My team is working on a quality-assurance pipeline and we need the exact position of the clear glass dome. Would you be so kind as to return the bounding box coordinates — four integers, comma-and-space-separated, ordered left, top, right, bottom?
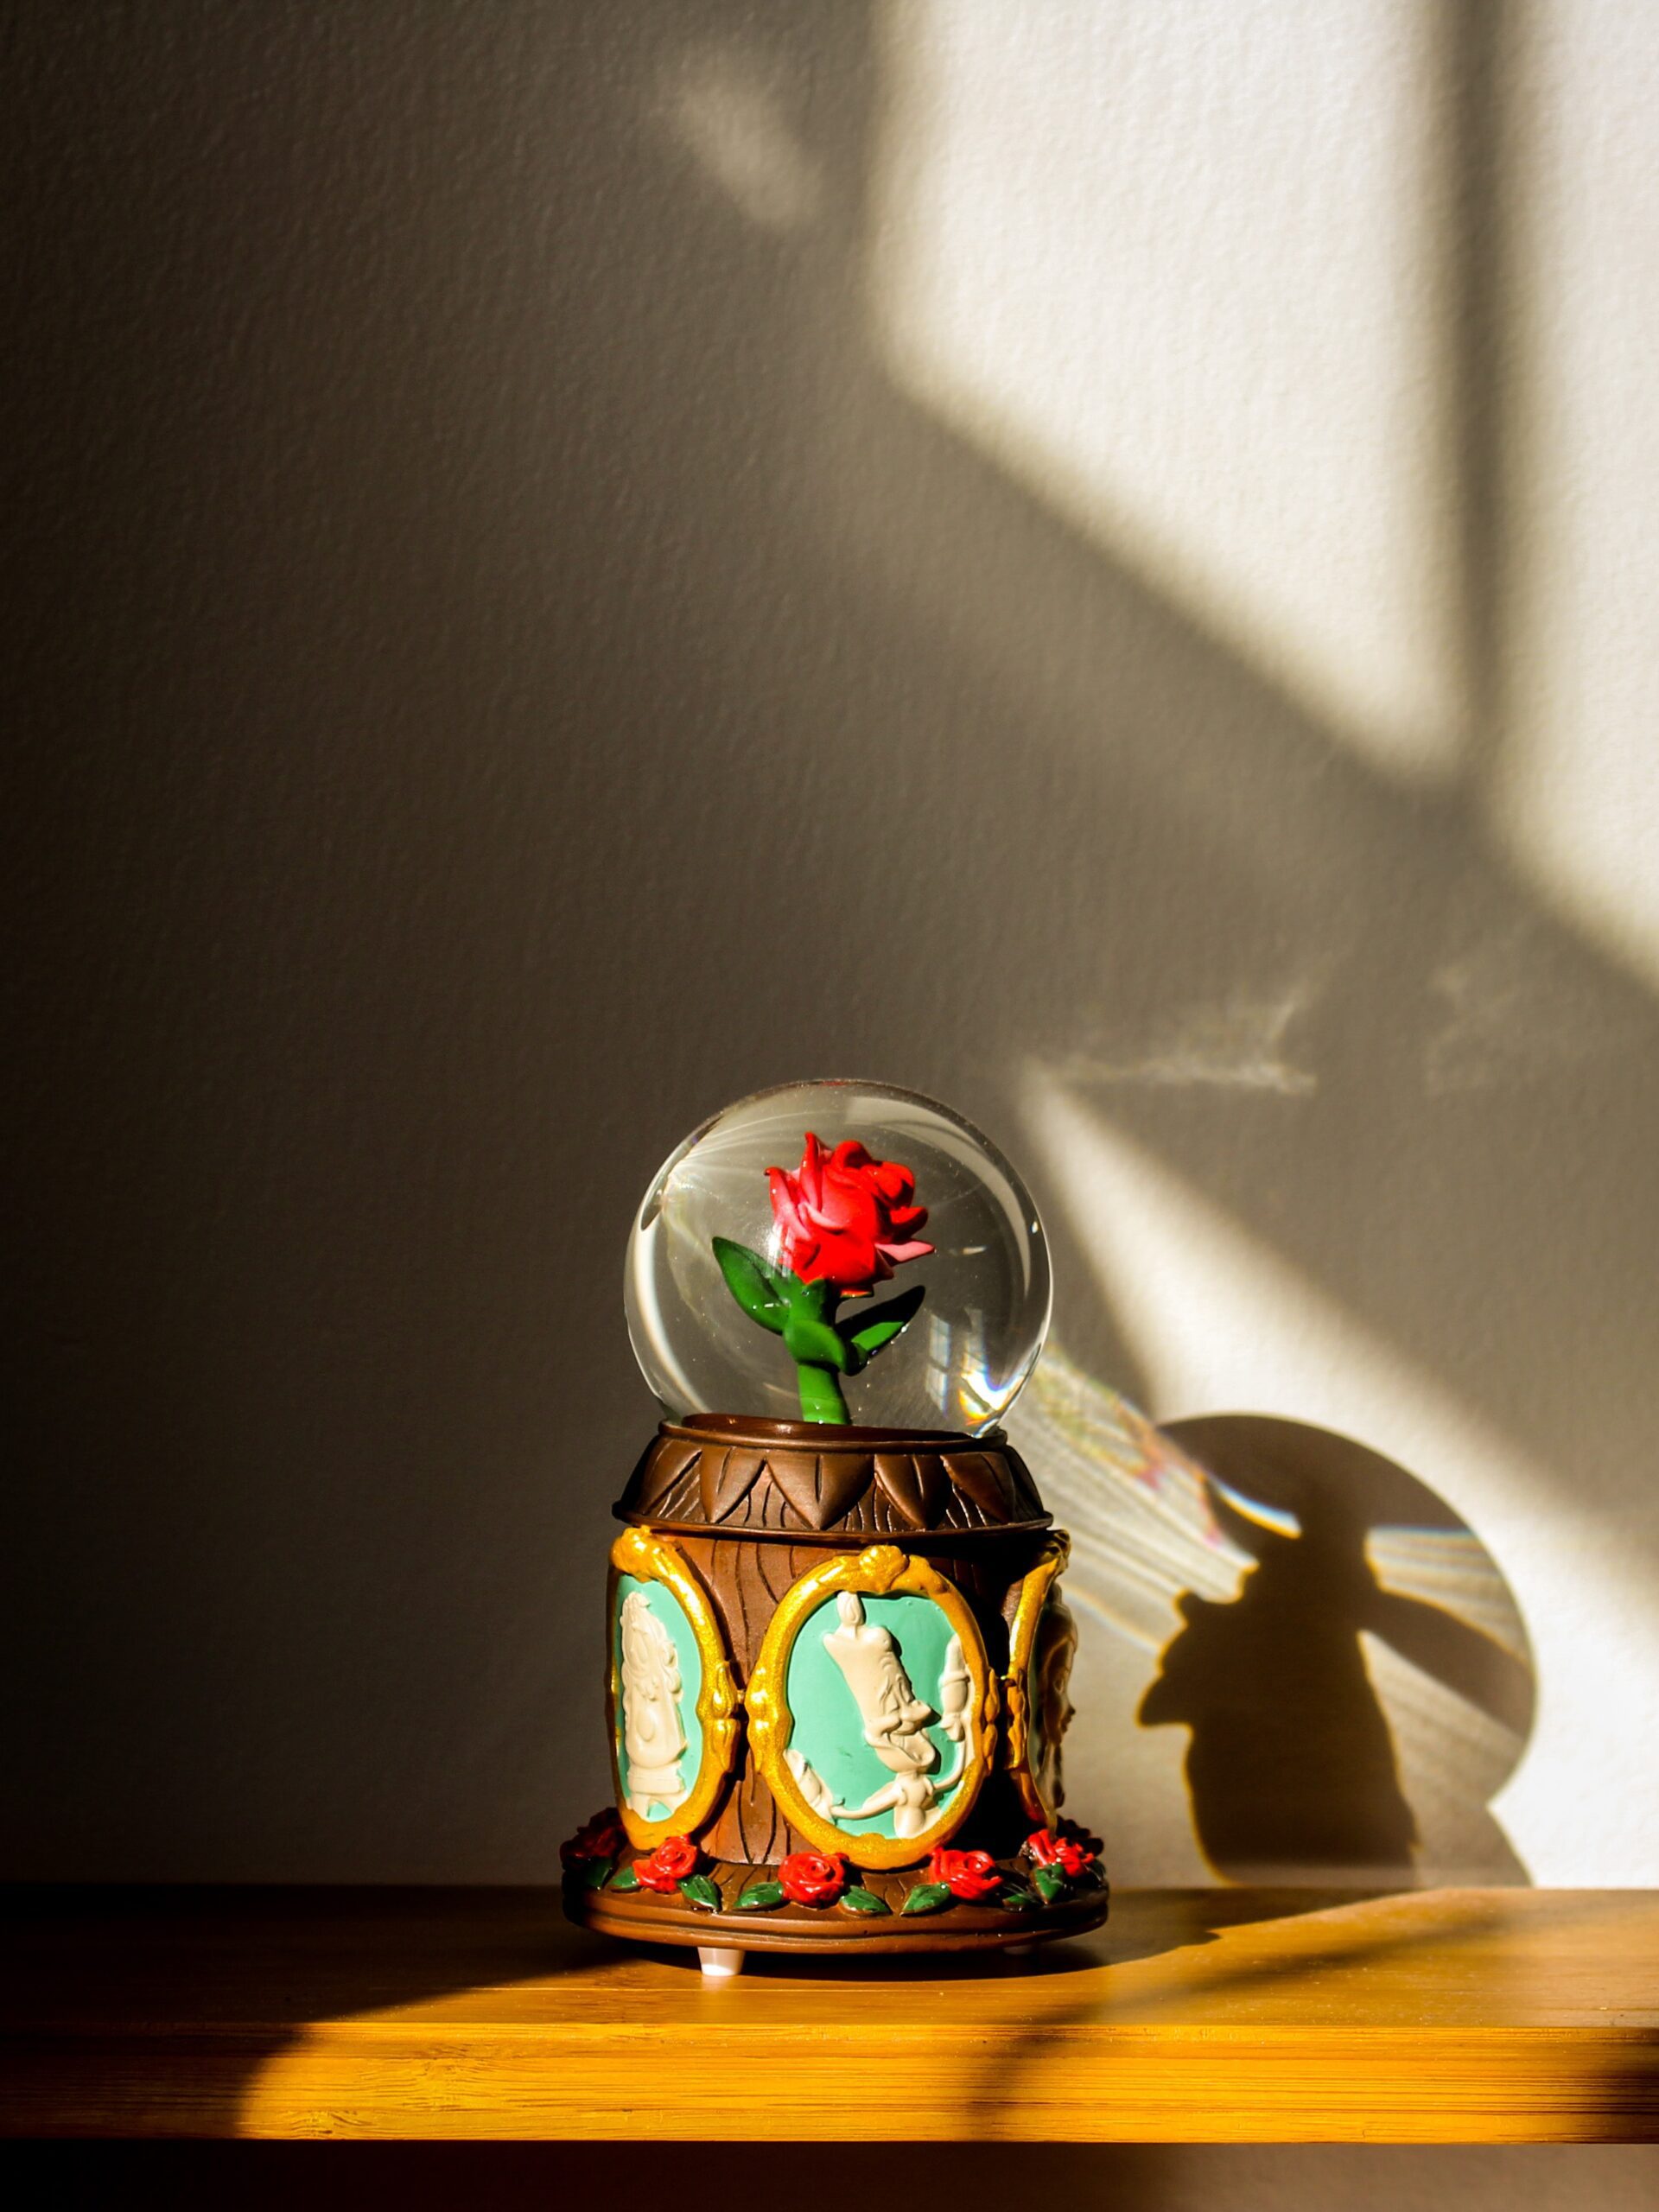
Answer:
625, 1079, 1051, 1435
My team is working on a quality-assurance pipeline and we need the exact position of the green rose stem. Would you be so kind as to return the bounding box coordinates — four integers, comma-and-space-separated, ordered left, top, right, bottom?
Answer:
711, 1237, 926, 1426
795, 1359, 851, 1425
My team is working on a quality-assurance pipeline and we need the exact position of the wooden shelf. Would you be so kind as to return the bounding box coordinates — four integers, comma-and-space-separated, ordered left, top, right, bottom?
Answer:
3, 1886, 1656, 2144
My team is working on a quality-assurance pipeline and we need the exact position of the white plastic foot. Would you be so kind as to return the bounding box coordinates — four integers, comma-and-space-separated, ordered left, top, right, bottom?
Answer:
698, 1945, 746, 1978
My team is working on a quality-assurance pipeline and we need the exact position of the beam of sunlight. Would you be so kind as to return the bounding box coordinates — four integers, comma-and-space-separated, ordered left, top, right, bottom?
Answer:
1020, 1064, 1659, 1884
870, 0, 1465, 783
1487, 2, 1659, 991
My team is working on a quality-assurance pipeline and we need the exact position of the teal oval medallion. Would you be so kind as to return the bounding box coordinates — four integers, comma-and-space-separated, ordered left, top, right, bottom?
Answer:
782, 1589, 975, 1843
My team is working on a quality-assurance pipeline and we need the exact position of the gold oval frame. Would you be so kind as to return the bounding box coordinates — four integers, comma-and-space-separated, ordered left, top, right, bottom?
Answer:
746, 1543, 998, 1870
1003, 1534, 1072, 1825
608, 1527, 741, 1852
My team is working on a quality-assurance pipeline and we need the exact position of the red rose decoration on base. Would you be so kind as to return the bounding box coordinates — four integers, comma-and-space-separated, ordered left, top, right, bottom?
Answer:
779, 1849, 849, 1907
560, 1808, 626, 1868
766, 1135, 933, 1294
1026, 1821, 1101, 1879
924, 1847, 1002, 1903
634, 1835, 701, 1893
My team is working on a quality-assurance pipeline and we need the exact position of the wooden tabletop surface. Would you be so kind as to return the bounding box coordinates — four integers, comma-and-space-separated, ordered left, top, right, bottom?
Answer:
3, 1885, 1656, 2143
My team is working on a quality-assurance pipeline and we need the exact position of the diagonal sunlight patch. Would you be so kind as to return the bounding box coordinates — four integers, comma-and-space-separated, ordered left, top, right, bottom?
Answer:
869, 0, 1464, 783
1485, 3, 1659, 990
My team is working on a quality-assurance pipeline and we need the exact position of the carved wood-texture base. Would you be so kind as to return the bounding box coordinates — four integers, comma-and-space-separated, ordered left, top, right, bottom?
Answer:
596, 1416, 1106, 1956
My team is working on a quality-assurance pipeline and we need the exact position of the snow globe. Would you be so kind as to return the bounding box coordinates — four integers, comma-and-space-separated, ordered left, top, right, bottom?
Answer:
561, 1078, 1108, 1970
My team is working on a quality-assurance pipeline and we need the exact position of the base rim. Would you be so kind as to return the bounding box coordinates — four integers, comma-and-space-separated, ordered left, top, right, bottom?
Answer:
567, 1878, 1109, 1955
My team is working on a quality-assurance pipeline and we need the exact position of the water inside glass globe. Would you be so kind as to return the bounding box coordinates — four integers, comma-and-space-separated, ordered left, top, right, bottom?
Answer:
625, 1079, 1052, 1434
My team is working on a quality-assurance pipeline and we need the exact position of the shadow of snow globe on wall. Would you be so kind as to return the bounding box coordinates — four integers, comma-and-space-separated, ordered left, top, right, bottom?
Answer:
625, 1077, 1052, 1433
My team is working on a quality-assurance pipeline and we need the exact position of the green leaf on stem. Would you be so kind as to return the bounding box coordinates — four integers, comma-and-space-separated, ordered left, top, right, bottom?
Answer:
845, 1283, 926, 1362
713, 1238, 789, 1332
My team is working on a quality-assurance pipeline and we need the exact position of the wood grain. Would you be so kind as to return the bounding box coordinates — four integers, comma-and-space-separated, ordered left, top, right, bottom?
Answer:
3, 1886, 1656, 2143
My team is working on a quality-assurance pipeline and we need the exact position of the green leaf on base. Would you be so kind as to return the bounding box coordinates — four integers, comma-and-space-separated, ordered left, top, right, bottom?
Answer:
713, 1239, 787, 1332
900, 1882, 954, 1916
1000, 1886, 1041, 1912
580, 1856, 615, 1891
840, 1885, 892, 1916
1033, 1865, 1068, 1904
734, 1879, 786, 1911
608, 1865, 641, 1892
677, 1873, 722, 1912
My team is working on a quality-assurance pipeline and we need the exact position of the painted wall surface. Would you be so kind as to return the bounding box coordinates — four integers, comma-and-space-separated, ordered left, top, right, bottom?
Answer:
11, 0, 1659, 1958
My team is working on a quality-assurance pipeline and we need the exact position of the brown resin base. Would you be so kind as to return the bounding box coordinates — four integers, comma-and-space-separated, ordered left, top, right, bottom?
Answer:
566, 1858, 1109, 1956
593, 1415, 1107, 1967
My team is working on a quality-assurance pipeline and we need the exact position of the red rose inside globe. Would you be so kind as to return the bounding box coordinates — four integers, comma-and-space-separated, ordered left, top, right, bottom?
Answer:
766, 1133, 933, 1294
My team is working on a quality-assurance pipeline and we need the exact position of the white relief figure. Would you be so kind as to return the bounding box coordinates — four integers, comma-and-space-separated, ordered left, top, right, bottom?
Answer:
937, 1636, 971, 1749
785, 1747, 839, 1815
620, 1588, 689, 1816
820, 1593, 969, 1838
1031, 1592, 1079, 1808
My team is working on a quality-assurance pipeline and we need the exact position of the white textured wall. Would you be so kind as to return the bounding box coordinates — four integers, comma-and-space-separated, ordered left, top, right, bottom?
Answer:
10, 0, 1659, 1945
